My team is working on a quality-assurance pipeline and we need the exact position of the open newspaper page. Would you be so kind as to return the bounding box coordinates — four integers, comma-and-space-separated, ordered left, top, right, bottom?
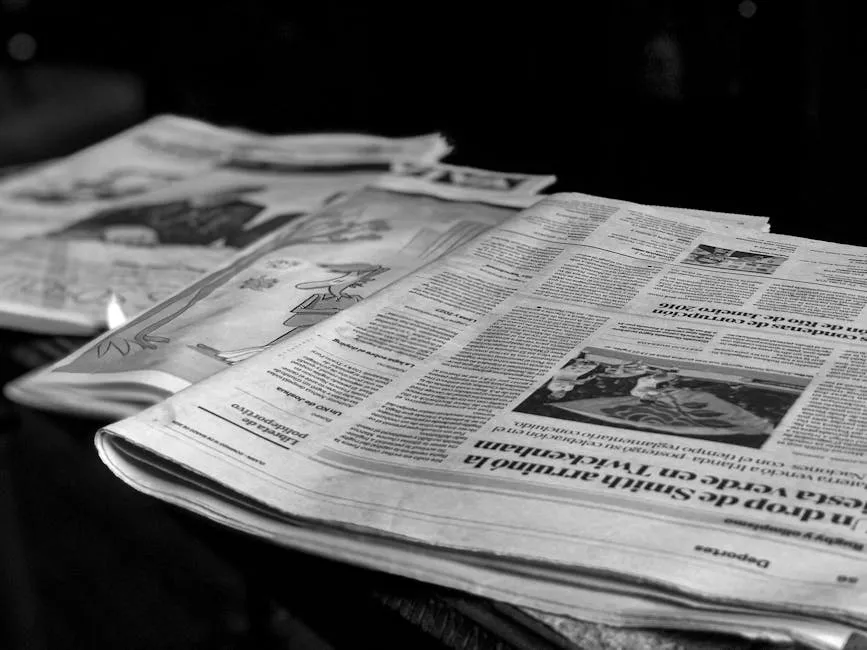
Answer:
97, 193, 867, 633
0, 120, 451, 334
5, 176, 545, 416
7, 187, 768, 417
0, 114, 449, 238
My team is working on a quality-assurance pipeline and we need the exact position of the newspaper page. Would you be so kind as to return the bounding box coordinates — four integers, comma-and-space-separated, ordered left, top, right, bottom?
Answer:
0, 115, 267, 237
0, 124, 452, 333
0, 237, 228, 334
5, 177, 544, 415
97, 193, 867, 632
6, 189, 770, 414
95, 433, 855, 650
0, 114, 449, 238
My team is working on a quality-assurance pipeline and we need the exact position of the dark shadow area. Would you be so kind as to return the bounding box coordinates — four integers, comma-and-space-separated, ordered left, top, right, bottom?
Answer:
2, 1, 865, 243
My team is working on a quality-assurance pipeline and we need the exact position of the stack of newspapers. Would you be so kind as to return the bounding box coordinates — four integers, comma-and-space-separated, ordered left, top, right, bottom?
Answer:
5, 116, 867, 649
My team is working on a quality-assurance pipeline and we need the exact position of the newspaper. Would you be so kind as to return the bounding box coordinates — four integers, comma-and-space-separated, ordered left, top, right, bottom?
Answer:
4, 176, 546, 416
0, 116, 451, 333
96, 432, 854, 650
0, 237, 228, 334
6, 185, 769, 419
651, 202, 770, 232
0, 115, 450, 238
85, 192, 867, 646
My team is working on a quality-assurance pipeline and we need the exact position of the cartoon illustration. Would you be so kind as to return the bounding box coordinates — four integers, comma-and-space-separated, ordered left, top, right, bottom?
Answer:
51, 189, 523, 382
194, 262, 387, 365
515, 350, 805, 448
10, 167, 183, 204
86, 210, 390, 362
44, 184, 304, 249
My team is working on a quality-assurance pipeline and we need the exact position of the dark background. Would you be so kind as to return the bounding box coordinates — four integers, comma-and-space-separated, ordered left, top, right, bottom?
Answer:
2, 1, 864, 243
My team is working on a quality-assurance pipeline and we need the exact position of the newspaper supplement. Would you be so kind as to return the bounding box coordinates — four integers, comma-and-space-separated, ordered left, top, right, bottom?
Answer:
94, 192, 867, 631
4, 176, 544, 416
0, 118, 452, 334
0, 114, 450, 238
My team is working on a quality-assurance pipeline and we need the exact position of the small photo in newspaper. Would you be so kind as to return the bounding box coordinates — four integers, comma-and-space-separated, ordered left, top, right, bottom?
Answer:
514, 348, 808, 449
682, 244, 787, 275
38, 183, 281, 249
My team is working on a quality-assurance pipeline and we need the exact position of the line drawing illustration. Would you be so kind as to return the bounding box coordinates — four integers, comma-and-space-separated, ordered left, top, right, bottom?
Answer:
194, 262, 387, 365
87, 209, 390, 361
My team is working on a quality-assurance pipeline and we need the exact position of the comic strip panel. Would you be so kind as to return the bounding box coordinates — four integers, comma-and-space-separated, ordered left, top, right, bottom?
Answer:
514, 348, 808, 449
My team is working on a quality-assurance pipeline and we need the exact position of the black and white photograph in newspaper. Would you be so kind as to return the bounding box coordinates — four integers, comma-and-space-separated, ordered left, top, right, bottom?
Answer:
514, 348, 807, 448
682, 244, 787, 275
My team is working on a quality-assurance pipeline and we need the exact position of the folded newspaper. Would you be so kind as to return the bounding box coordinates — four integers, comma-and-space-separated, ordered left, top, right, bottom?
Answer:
0, 115, 455, 334
20, 185, 867, 646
